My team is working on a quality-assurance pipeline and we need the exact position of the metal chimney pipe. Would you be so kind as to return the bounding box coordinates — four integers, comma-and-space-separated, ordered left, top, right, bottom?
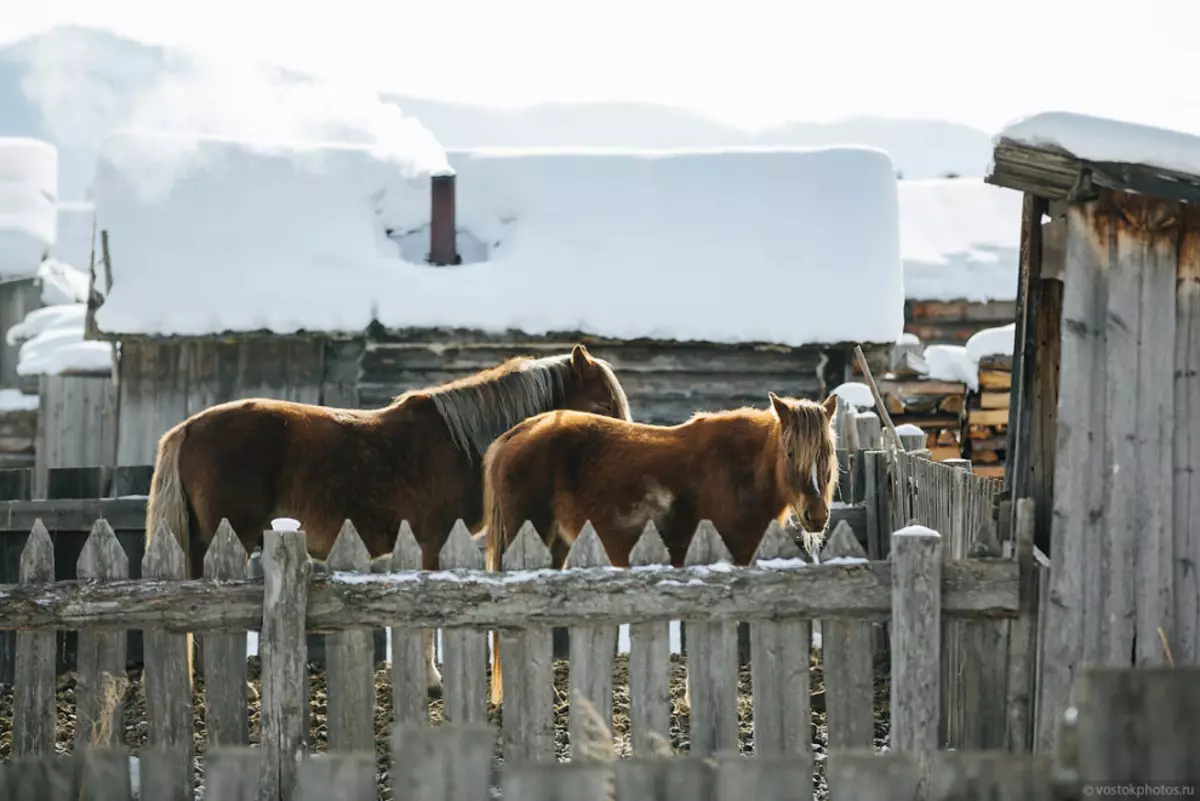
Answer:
429, 174, 460, 266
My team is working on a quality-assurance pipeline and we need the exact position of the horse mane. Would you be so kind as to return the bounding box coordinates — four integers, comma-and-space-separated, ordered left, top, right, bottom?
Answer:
399, 353, 628, 461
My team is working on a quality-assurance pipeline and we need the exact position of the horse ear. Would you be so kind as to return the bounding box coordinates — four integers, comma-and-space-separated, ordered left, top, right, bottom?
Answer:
570, 344, 594, 373
821, 394, 838, 419
769, 392, 792, 423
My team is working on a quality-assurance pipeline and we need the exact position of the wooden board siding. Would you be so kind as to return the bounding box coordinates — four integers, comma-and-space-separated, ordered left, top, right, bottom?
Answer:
0, 277, 46, 391
904, 299, 1016, 346
357, 340, 840, 424
35, 376, 119, 498
115, 339, 327, 465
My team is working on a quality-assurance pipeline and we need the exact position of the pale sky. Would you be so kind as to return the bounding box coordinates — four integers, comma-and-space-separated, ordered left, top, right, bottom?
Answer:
5, 0, 1199, 134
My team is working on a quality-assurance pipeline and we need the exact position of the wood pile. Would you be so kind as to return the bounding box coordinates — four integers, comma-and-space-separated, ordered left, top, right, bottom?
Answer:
960, 353, 1012, 478
869, 348, 965, 460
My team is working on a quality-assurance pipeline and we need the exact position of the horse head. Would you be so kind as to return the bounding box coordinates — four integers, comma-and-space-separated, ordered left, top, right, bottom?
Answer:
561, 344, 632, 422
768, 391, 839, 535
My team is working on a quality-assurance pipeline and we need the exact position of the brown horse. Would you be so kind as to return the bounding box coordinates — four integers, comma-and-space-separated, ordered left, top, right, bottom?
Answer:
145, 344, 631, 693
483, 391, 838, 703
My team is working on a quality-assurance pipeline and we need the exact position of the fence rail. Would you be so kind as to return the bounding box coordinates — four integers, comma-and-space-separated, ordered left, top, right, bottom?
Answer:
2, 666, 1194, 800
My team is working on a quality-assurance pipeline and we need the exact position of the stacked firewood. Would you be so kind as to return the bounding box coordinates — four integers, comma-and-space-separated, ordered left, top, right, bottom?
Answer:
959, 353, 1012, 477
871, 343, 966, 460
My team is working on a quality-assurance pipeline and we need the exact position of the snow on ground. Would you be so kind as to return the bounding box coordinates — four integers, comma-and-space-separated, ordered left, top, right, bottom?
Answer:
0, 138, 58, 277
965, 323, 1015, 365
92, 132, 905, 346
831, 381, 875, 409
10, 300, 114, 377
997, 111, 1200, 179
899, 178, 1021, 303
52, 201, 95, 272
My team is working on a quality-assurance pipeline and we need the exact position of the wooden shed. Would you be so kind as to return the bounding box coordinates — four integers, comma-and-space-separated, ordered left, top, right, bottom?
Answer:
987, 111, 1199, 749
87, 136, 905, 465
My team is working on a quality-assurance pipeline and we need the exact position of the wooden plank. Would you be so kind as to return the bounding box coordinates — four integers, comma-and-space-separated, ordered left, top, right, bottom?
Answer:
749, 522, 810, 761
927, 752, 1053, 801
259, 527, 310, 801
1006, 498, 1037, 751
979, 391, 1011, 409
1130, 197, 1179, 665
203, 748, 263, 801
566, 523, 618, 761
1176, 207, 1200, 665
439, 520, 488, 725
201, 520, 249, 747
826, 750, 920, 801
325, 521, 376, 753
0, 557, 1022, 632
683, 521, 739, 757
1071, 666, 1200, 783
294, 753, 376, 801
628, 523, 673, 757
142, 522, 194, 800
497, 522, 555, 764
11, 521, 55, 756
714, 754, 814, 801
74, 520, 129, 749
501, 762, 612, 801
320, 339, 363, 409
390, 723, 495, 801
968, 408, 1009, 427
820, 522, 874, 752
139, 747, 195, 801
1036, 198, 1109, 752
891, 525, 942, 754
615, 756, 716, 801
389, 522, 429, 728
0, 497, 146, 532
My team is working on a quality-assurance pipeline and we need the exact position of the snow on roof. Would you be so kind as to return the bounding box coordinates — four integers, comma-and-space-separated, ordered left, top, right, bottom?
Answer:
997, 112, 1200, 179
0, 138, 59, 277
965, 323, 1015, 365
0, 389, 39, 413
52, 201, 95, 274
37, 258, 91, 306
899, 178, 1022, 303
831, 381, 875, 410
11, 301, 113, 377
92, 132, 905, 346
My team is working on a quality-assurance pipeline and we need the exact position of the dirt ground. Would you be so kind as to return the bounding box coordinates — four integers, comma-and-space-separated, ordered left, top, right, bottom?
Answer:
0, 651, 891, 799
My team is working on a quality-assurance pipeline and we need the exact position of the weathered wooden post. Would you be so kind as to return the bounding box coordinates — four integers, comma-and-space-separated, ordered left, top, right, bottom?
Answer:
259, 524, 310, 801
891, 524, 942, 756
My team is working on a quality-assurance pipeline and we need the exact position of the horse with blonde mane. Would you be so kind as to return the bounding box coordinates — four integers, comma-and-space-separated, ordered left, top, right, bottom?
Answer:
145, 344, 631, 695
482, 391, 839, 703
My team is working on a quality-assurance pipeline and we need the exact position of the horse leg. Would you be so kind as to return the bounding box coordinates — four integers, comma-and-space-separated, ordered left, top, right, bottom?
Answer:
420, 543, 445, 698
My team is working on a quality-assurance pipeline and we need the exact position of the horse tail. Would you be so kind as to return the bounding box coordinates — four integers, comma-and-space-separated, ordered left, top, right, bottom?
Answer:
146, 422, 192, 573
483, 445, 507, 706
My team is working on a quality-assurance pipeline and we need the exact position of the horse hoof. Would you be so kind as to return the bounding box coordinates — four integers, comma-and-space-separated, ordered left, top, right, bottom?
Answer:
426, 684, 444, 700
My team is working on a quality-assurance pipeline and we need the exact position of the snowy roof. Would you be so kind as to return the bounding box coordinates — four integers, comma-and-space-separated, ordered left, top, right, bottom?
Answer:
8, 302, 114, 377
997, 112, 1200, 179
0, 138, 58, 278
51, 201, 95, 274
899, 178, 1022, 303
91, 132, 905, 346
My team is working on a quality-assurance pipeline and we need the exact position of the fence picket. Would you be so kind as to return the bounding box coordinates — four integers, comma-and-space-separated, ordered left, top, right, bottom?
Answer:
390, 723, 495, 801
682, 520, 739, 757
749, 521, 810, 762
202, 519, 250, 747
501, 761, 612, 801
142, 522, 194, 800
325, 520, 376, 753
259, 527, 310, 801
891, 525, 942, 755
74, 519, 129, 750
294, 753, 377, 801
820, 521, 875, 754
826, 751, 920, 801
12, 520, 55, 757
390, 521, 430, 727
927, 751, 1054, 801
565, 522, 619, 761
439, 520, 488, 725
498, 521, 555, 764
628, 521, 673, 757
139, 747, 195, 801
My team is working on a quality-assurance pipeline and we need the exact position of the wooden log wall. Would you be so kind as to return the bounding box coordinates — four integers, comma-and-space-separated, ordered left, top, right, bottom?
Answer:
903, 298, 1017, 346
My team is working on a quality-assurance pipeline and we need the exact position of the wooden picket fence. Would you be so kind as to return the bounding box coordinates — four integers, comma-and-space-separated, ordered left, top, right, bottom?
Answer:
0, 502, 1023, 800
2, 666, 1195, 800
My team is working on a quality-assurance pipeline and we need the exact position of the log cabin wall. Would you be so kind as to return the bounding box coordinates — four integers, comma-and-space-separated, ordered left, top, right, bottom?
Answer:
903, 299, 1016, 346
